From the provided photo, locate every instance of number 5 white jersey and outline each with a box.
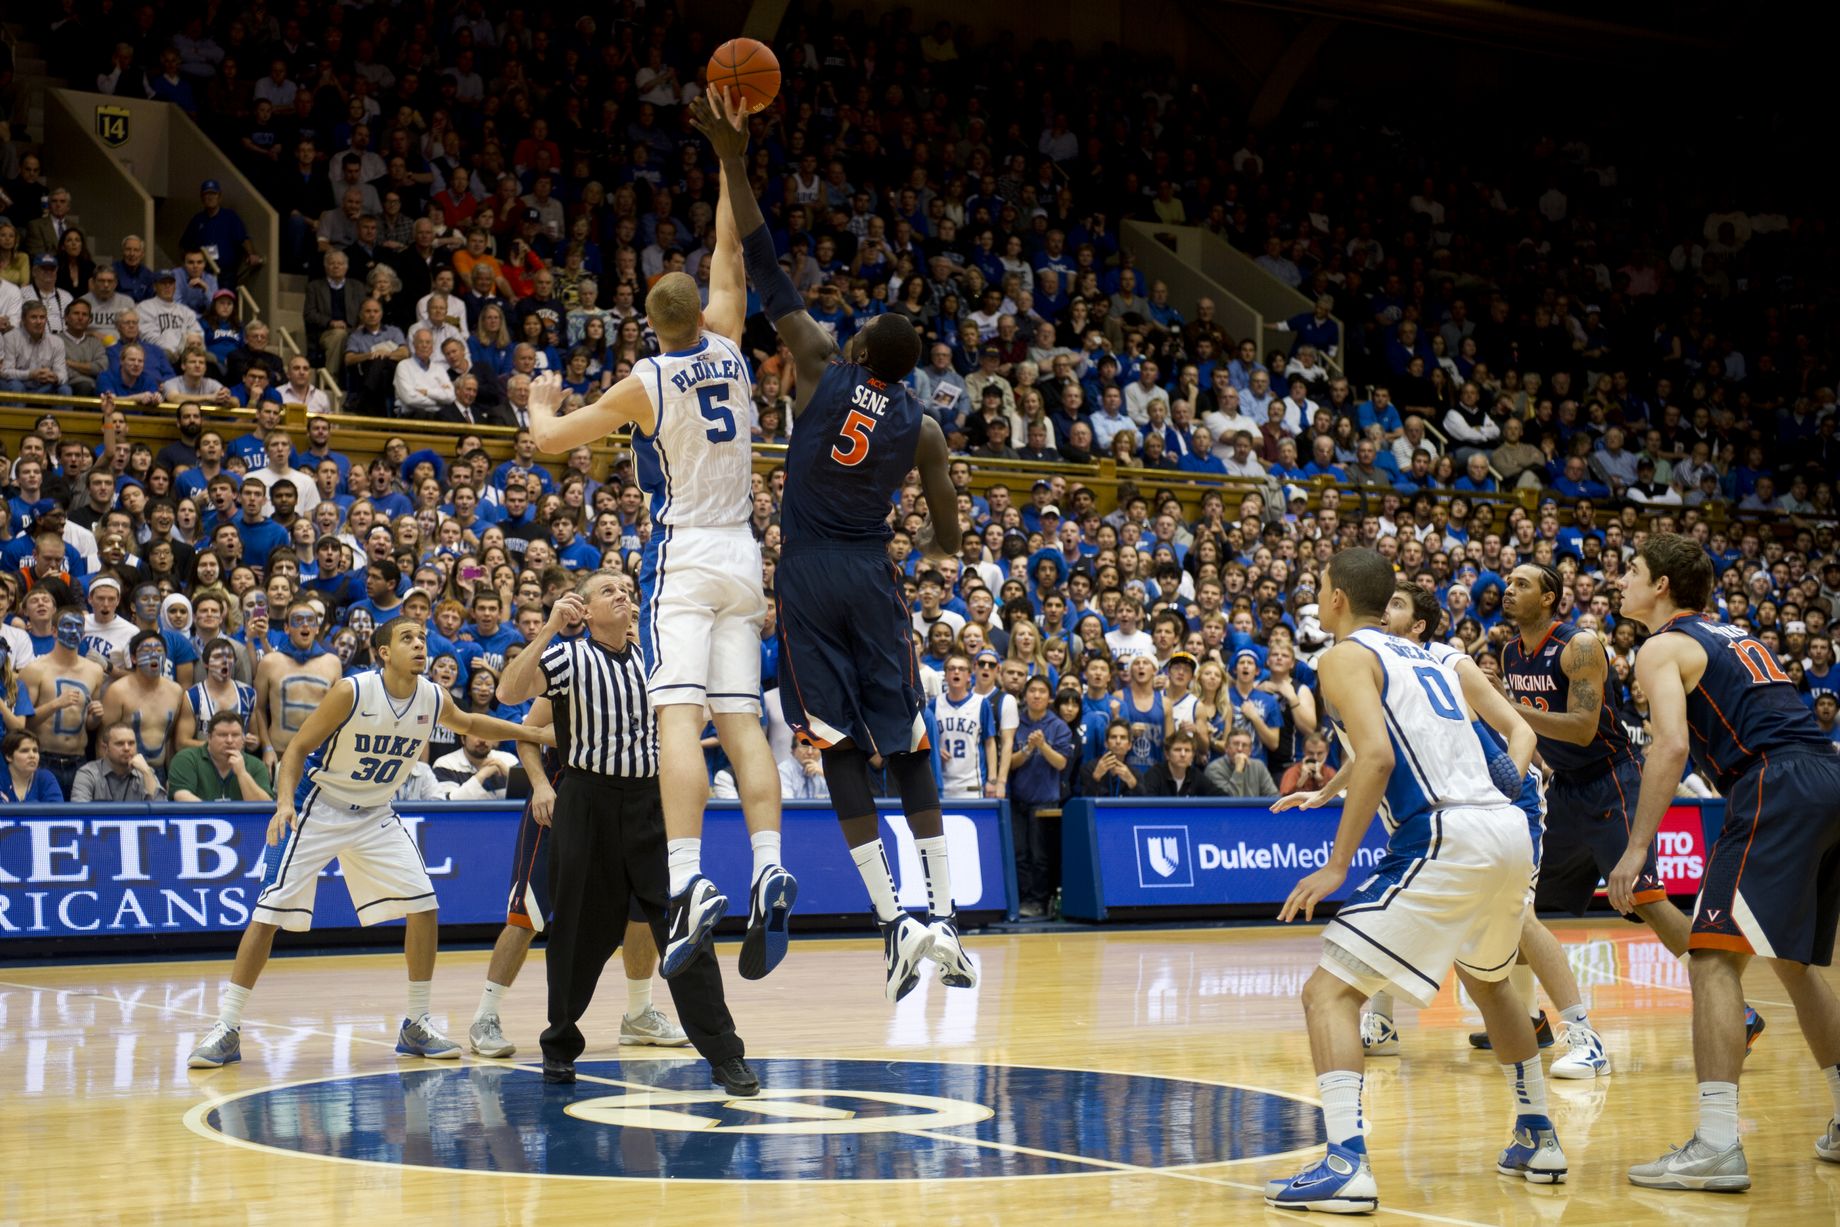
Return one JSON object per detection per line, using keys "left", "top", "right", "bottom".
{"left": 633, "top": 332, "right": 754, "bottom": 529}
{"left": 1337, "top": 627, "right": 1508, "bottom": 836}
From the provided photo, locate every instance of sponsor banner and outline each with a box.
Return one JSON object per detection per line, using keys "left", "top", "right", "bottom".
{"left": 1063, "top": 800, "right": 1393, "bottom": 918}
{"left": 0, "top": 801, "right": 1011, "bottom": 944}
{"left": 1606, "top": 802, "right": 1713, "bottom": 896}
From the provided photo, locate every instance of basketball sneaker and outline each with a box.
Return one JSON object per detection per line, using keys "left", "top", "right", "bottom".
{"left": 1360, "top": 1011, "right": 1399, "bottom": 1057}
{"left": 662, "top": 874, "right": 727, "bottom": 979}
{"left": 187, "top": 1021, "right": 241, "bottom": 1069}
{"left": 881, "top": 914, "right": 936, "bottom": 1003}
{"left": 1497, "top": 1115, "right": 1568, "bottom": 1183}
{"left": 397, "top": 1015, "right": 461, "bottom": 1059}
{"left": 1744, "top": 1005, "right": 1765, "bottom": 1056}
{"left": 1549, "top": 1023, "right": 1611, "bottom": 1079}
{"left": 469, "top": 1014, "right": 515, "bottom": 1058}
{"left": 1627, "top": 1135, "right": 1750, "bottom": 1191}
{"left": 925, "top": 915, "right": 978, "bottom": 988}
{"left": 1816, "top": 1119, "right": 1840, "bottom": 1163}
{"left": 620, "top": 1006, "right": 691, "bottom": 1047}
{"left": 1470, "top": 1011, "right": 1554, "bottom": 1050}
{"left": 1264, "top": 1140, "right": 1379, "bottom": 1214}
{"left": 738, "top": 865, "right": 798, "bottom": 981}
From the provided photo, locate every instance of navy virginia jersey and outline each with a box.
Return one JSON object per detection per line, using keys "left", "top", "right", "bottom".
{"left": 781, "top": 359, "right": 923, "bottom": 548}
{"left": 1655, "top": 613, "right": 1832, "bottom": 792}
{"left": 1501, "top": 620, "right": 1635, "bottom": 776}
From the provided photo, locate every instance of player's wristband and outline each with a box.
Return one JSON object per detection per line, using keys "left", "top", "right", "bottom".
{"left": 741, "top": 224, "right": 806, "bottom": 321}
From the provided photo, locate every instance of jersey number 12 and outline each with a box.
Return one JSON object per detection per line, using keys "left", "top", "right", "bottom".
{"left": 831, "top": 410, "right": 878, "bottom": 467}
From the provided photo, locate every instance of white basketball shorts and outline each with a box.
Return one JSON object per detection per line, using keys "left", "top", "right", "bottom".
{"left": 638, "top": 524, "right": 766, "bottom": 714}
{"left": 1321, "top": 803, "right": 1532, "bottom": 1008}
{"left": 252, "top": 788, "right": 437, "bottom": 932}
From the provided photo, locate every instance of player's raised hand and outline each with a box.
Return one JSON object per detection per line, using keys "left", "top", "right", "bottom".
{"left": 527, "top": 372, "right": 567, "bottom": 417}
{"left": 690, "top": 85, "right": 749, "bottom": 158}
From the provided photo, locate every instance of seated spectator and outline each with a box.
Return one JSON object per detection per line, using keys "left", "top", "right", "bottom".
{"left": 70, "top": 721, "right": 166, "bottom": 802}
{"left": 430, "top": 734, "right": 517, "bottom": 799}
{"left": 393, "top": 326, "right": 457, "bottom": 418}
{"left": 778, "top": 739, "right": 831, "bottom": 800}
{"left": 113, "top": 234, "right": 158, "bottom": 302}
{"left": 134, "top": 270, "right": 201, "bottom": 363}
{"left": 0, "top": 302, "right": 71, "bottom": 394}
{"left": 1279, "top": 733, "right": 1338, "bottom": 796}
{"left": 169, "top": 711, "right": 274, "bottom": 800}
{"left": 1, "top": 730, "right": 63, "bottom": 802}
{"left": 161, "top": 348, "right": 234, "bottom": 406}
{"left": 1203, "top": 729, "right": 1279, "bottom": 796}
{"left": 1134, "top": 729, "right": 1218, "bottom": 796}
{"left": 306, "top": 249, "right": 365, "bottom": 374}
{"left": 97, "top": 342, "right": 163, "bottom": 403}
{"left": 170, "top": 248, "right": 219, "bottom": 314}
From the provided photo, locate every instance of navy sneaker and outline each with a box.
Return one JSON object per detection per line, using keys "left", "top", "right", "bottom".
{"left": 738, "top": 865, "right": 797, "bottom": 981}
{"left": 1470, "top": 1011, "right": 1554, "bottom": 1051}
{"left": 662, "top": 874, "right": 728, "bottom": 979}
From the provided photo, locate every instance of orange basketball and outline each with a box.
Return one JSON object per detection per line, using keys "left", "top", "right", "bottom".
{"left": 708, "top": 38, "right": 780, "bottom": 114}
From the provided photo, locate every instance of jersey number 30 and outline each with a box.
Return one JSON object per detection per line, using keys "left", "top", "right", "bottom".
{"left": 831, "top": 410, "right": 878, "bottom": 466}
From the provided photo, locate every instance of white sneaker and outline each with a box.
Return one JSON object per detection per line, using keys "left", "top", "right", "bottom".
{"left": 188, "top": 1021, "right": 242, "bottom": 1069}
{"left": 620, "top": 1005, "right": 692, "bottom": 1047}
{"left": 469, "top": 1014, "right": 515, "bottom": 1058}
{"left": 1549, "top": 1023, "right": 1611, "bottom": 1079}
{"left": 880, "top": 914, "right": 936, "bottom": 1003}
{"left": 925, "top": 915, "right": 978, "bottom": 988}
{"left": 1628, "top": 1135, "right": 1750, "bottom": 1191}
{"left": 1360, "top": 1011, "right": 1399, "bottom": 1057}
{"left": 1817, "top": 1118, "right": 1840, "bottom": 1163}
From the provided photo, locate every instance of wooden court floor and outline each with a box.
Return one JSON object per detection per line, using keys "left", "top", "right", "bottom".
{"left": 3, "top": 921, "right": 1837, "bottom": 1226}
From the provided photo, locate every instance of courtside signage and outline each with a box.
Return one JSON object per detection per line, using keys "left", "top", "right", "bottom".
{"left": 0, "top": 801, "right": 1011, "bottom": 944}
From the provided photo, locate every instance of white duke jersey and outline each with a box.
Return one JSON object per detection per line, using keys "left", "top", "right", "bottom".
{"left": 1333, "top": 627, "right": 1508, "bottom": 838}
{"left": 933, "top": 690, "right": 994, "bottom": 797}
{"left": 633, "top": 332, "right": 754, "bottom": 529}
{"left": 296, "top": 672, "right": 444, "bottom": 809}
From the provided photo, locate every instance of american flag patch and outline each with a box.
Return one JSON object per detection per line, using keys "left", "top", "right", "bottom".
{"left": 417, "top": 714, "right": 429, "bottom": 724}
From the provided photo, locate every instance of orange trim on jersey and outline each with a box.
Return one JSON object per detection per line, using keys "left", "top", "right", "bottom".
{"left": 1699, "top": 687, "right": 1756, "bottom": 758}
{"left": 1688, "top": 932, "right": 1755, "bottom": 955}
{"left": 1519, "top": 620, "right": 1563, "bottom": 661}
{"left": 1730, "top": 755, "right": 1768, "bottom": 905}
{"left": 774, "top": 592, "right": 818, "bottom": 730}
{"left": 506, "top": 912, "right": 536, "bottom": 931}
{"left": 794, "top": 728, "right": 835, "bottom": 750}
{"left": 1631, "top": 888, "right": 1669, "bottom": 906}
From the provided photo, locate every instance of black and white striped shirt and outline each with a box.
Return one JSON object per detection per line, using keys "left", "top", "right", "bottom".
{"left": 539, "top": 634, "right": 658, "bottom": 778}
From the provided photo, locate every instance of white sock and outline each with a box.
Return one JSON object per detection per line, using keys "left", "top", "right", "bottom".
{"left": 1560, "top": 1003, "right": 1590, "bottom": 1029}
{"left": 1368, "top": 990, "right": 1394, "bottom": 1022}
{"left": 750, "top": 830, "right": 782, "bottom": 885}
{"left": 851, "top": 838, "right": 901, "bottom": 923}
{"left": 1697, "top": 1081, "right": 1740, "bottom": 1149}
{"left": 1827, "top": 1066, "right": 1840, "bottom": 1120}
{"left": 915, "top": 835, "right": 952, "bottom": 918}
{"left": 218, "top": 983, "right": 251, "bottom": 1030}
{"left": 1317, "top": 1070, "right": 1364, "bottom": 1147}
{"left": 1504, "top": 1058, "right": 1548, "bottom": 1119}
{"left": 1509, "top": 964, "right": 1537, "bottom": 1016}
{"left": 407, "top": 979, "right": 432, "bottom": 1022}
{"left": 475, "top": 981, "right": 507, "bottom": 1024}
{"left": 626, "top": 976, "right": 652, "bottom": 1020}
{"left": 667, "top": 838, "right": 701, "bottom": 896}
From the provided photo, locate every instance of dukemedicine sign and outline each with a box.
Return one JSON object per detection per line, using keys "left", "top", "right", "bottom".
{"left": 0, "top": 800, "right": 1014, "bottom": 947}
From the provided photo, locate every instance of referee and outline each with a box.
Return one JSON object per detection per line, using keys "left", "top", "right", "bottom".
{"left": 497, "top": 569, "right": 758, "bottom": 1094}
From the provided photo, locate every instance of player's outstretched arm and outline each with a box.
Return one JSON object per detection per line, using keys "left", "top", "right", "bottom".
{"left": 1609, "top": 635, "right": 1694, "bottom": 911}
{"left": 526, "top": 371, "right": 652, "bottom": 454}
{"left": 270, "top": 677, "right": 357, "bottom": 843}
{"left": 436, "top": 689, "right": 556, "bottom": 747}
{"left": 912, "top": 415, "right": 963, "bottom": 560}
{"left": 702, "top": 139, "right": 747, "bottom": 345}
{"left": 690, "top": 87, "right": 835, "bottom": 415}
{"left": 1512, "top": 629, "right": 1608, "bottom": 746}
{"left": 1452, "top": 656, "right": 1536, "bottom": 778}
{"left": 1279, "top": 642, "right": 1392, "bottom": 922}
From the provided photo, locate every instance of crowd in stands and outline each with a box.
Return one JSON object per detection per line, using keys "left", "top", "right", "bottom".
{"left": 1, "top": 4, "right": 1836, "bottom": 911}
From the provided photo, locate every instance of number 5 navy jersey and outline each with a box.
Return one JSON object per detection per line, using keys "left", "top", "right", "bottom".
{"left": 1653, "top": 612, "right": 1832, "bottom": 792}
{"left": 781, "top": 359, "right": 923, "bottom": 548}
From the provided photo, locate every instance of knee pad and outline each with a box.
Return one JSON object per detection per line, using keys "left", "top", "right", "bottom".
{"left": 820, "top": 745, "right": 877, "bottom": 819}
{"left": 886, "top": 750, "right": 940, "bottom": 814}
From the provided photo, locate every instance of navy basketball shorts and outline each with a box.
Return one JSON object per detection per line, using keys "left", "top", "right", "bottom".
{"left": 1535, "top": 757, "right": 1664, "bottom": 917}
{"left": 505, "top": 797, "right": 647, "bottom": 932}
{"left": 776, "top": 547, "right": 927, "bottom": 758}
{"left": 1692, "top": 749, "right": 1840, "bottom": 966}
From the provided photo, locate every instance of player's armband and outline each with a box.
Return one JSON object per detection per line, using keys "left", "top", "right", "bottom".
{"left": 742, "top": 225, "right": 806, "bottom": 321}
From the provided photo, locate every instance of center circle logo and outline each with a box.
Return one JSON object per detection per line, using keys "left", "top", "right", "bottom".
{"left": 191, "top": 1057, "right": 1325, "bottom": 1181}
{"left": 565, "top": 1086, "right": 995, "bottom": 1134}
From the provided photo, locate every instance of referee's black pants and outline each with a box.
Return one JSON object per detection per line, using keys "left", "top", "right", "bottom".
{"left": 541, "top": 769, "right": 744, "bottom": 1068}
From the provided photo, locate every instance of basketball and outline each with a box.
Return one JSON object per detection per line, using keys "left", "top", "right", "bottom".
{"left": 708, "top": 38, "right": 780, "bottom": 114}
